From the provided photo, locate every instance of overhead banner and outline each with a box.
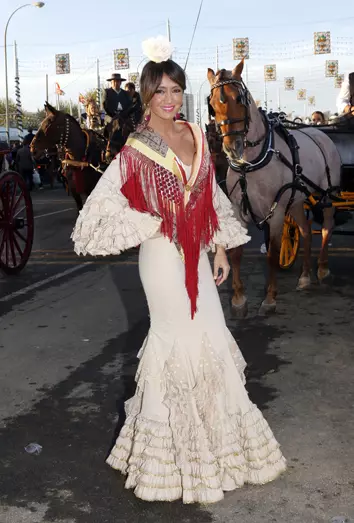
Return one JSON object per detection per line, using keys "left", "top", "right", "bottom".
{"left": 334, "top": 74, "right": 344, "bottom": 88}
{"left": 308, "top": 96, "right": 316, "bottom": 106}
{"left": 232, "top": 38, "right": 250, "bottom": 60}
{"left": 297, "top": 89, "right": 307, "bottom": 101}
{"left": 314, "top": 32, "right": 331, "bottom": 54}
{"left": 264, "top": 64, "right": 276, "bottom": 82}
{"left": 55, "top": 54, "right": 70, "bottom": 75}
{"left": 128, "top": 72, "right": 140, "bottom": 85}
{"left": 325, "top": 60, "right": 338, "bottom": 77}
{"left": 284, "top": 77, "right": 295, "bottom": 91}
{"left": 113, "top": 48, "right": 129, "bottom": 70}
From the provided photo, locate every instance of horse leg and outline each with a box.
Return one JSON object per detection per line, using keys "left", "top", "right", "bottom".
{"left": 259, "top": 209, "right": 284, "bottom": 315}
{"left": 317, "top": 206, "right": 334, "bottom": 282}
{"left": 229, "top": 246, "right": 248, "bottom": 317}
{"left": 67, "top": 171, "right": 83, "bottom": 212}
{"left": 290, "top": 202, "right": 312, "bottom": 290}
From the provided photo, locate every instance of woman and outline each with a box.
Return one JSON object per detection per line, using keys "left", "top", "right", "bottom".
{"left": 311, "top": 111, "right": 326, "bottom": 125}
{"left": 72, "top": 36, "right": 286, "bottom": 504}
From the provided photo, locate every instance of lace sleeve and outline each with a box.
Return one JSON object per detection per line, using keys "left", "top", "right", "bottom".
{"left": 211, "top": 183, "right": 250, "bottom": 251}
{"left": 71, "top": 156, "right": 162, "bottom": 256}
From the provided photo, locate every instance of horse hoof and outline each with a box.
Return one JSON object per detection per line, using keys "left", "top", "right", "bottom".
{"left": 258, "top": 301, "right": 276, "bottom": 316}
{"left": 317, "top": 269, "right": 331, "bottom": 282}
{"left": 231, "top": 297, "right": 248, "bottom": 318}
{"left": 296, "top": 276, "right": 311, "bottom": 290}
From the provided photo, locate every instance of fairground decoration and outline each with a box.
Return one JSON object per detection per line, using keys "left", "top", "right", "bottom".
{"left": 264, "top": 64, "right": 276, "bottom": 82}
{"left": 325, "top": 60, "right": 338, "bottom": 77}
{"left": 308, "top": 96, "right": 316, "bottom": 106}
{"left": 334, "top": 74, "right": 344, "bottom": 88}
{"left": 297, "top": 88, "right": 307, "bottom": 101}
{"left": 113, "top": 48, "right": 129, "bottom": 70}
{"left": 55, "top": 54, "right": 70, "bottom": 75}
{"left": 232, "top": 38, "right": 249, "bottom": 60}
{"left": 284, "top": 77, "right": 295, "bottom": 91}
{"left": 55, "top": 82, "right": 65, "bottom": 96}
{"left": 314, "top": 32, "right": 331, "bottom": 54}
{"left": 128, "top": 72, "right": 140, "bottom": 85}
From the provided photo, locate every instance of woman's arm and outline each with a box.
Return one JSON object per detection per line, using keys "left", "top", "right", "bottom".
{"left": 213, "top": 244, "right": 230, "bottom": 286}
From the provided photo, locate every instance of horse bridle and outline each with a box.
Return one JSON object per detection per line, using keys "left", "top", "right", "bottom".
{"left": 210, "top": 76, "right": 252, "bottom": 140}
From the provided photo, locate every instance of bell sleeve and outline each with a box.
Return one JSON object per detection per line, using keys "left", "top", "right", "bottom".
{"left": 212, "top": 182, "right": 250, "bottom": 251}
{"left": 71, "top": 155, "right": 162, "bottom": 256}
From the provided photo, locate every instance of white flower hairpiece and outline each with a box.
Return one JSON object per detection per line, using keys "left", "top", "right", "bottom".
{"left": 142, "top": 35, "right": 173, "bottom": 63}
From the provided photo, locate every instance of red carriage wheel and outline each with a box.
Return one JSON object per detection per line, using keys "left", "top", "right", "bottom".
{"left": 0, "top": 171, "right": 34, "bottom": 274}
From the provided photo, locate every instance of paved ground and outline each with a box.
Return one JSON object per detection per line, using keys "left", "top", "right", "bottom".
{"left": 0, "top": 187, "right": 354, "bottom": 523}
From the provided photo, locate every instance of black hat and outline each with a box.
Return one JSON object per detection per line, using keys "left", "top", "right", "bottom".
{"left": 106, "top": 73, "right": 126, "bottom": 82}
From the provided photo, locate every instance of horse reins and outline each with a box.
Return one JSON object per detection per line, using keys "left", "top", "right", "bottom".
{"left": 209, "top": 75, "right": 335, "bottom": 229}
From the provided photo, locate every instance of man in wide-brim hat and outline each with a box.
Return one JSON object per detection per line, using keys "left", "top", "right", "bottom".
{"left": 102, "top": 72, "right": 132, "bottom": 120}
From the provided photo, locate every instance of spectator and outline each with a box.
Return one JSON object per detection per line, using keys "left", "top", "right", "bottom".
{"left": 23, "top": 128, "right": 35, "bottom": 144}
{"left": 16, "top": 137, "right": 35, "bottom": 190}
{"left": 311, "top": 111, "right": 326, "bottom": 125}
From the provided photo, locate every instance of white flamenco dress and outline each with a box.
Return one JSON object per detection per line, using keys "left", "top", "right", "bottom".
{"left": 72, "top": 158, "right": 286, "bottom": 504}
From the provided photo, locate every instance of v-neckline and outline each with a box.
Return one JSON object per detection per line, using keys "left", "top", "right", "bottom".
{"left": 147, "top": 121, "right": 196, "bottom": 168}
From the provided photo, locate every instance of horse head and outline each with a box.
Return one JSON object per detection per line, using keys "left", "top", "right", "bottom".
{"left": 207, "top": 59, "right": 252, "bottom": 162}
{"left": 31, "top": 102, "right": 85, "bottom": 160}
{"left": 31, "top": 103, "right": 66, "bottom": 159}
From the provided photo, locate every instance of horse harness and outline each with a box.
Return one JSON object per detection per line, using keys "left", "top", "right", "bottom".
{"left": 210, "top": 76, "right": 337, "bottom": 229}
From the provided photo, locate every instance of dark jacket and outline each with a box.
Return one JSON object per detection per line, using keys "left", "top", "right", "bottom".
{"left": 16, "top": 145, "right": 34, "bottom": 172}
{"left": 102, "top": 88, "right": 132, "bottom": 117}
{"left": 349, "top": 73, "right": 354, "bottom": 106}
{"left": 131, "top": 92, "right": 143, "bottom": 125}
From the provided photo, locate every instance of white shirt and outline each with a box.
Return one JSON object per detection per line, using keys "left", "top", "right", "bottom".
{"left": 337, "top": 74, "right": 351, "bottom": 114}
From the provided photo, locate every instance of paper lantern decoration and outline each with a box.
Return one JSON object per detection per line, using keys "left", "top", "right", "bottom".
{"left": 113, "top": 48, "right": 129, "bottom": 70}
{"left": 55, "top": 54, "right": 70, "bottom": 75}
{"left": 334, "top": 74, "right": 344, "bottom": 88}
{"left": 233, "top": 38, "right": 250, "bottom": 60}
{"left": 314, "top": 32, "right": 331, "bottom": 54}
{"left": 128, "top": 72, "right": 140, "bottom": 85}
{"left": 325, "top": 60, "right": 338, "bottom": 77}
{"left": 264, "top": 64, "right": 276, "bottom": 82}
{"left": 308, "top": 96, "right": 316, "bottom": 106}
{"left": 284, "top": 77, "right": 295, "bottom": 91}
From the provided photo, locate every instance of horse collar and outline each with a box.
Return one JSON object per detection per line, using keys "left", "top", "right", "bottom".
{"left": 59, "top": 117, "right": 70, "bottom": 148}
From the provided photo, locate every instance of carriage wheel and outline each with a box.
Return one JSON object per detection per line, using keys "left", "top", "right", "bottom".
{"left": 0, "top": 171, "right": 34, "bottom": 274}
{"left": 279, "top": 214, "right": 300, "bottom": 270}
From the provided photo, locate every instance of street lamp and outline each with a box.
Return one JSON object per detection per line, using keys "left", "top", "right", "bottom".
{"left": 4, "top": 2, "right": 45, "bottom": 143}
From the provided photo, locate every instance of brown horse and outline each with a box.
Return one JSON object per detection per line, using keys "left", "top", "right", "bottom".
{"left": 205, "top": 119, "right": 229, "bottom": 193}
{"left": 31, "top": 103, "right": 107, "bottom": 211}
{"left": 207, "top": 60, "right": 341, "bottom": 316}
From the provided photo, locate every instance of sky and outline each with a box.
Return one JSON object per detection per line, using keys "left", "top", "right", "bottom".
{"left": 1, "top": 0, "right": 354, "bottom": 123}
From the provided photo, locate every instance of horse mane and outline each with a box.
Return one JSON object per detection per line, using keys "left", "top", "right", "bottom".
{"left": 64, "top": 112, "right": 83, "bottom": 131}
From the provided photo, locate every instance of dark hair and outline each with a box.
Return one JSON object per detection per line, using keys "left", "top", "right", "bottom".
{"left": 140, "top": 59, "right": 186, "bottom": 107}
{"left": 125, "top": 82, "right": 136, "bottom": 91}
{"left": 312, "top": 111, "right": 325, "bottom": 120}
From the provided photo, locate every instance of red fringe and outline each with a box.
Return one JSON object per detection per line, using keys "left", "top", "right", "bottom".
{"left": 119, "top": 145, "right": 219, "bottom": 319}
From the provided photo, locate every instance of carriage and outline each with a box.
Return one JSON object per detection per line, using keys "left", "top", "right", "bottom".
{"left": 279, "top": 122, "right": 354, "bottom": 270}
{"left": 0, "top": 153, "right": 34, "bottom": 274}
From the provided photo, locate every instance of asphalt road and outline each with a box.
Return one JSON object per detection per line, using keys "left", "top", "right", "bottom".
{"left": 0, "top": 186, "right": 354, "bottom": 523}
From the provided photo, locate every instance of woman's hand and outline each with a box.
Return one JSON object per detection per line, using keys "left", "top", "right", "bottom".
{"left": 213, "top": 246, "right": 230, "bottom": 286}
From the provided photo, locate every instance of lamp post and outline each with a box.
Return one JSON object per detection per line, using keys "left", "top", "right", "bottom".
{"left": 4, "top": 2, "right": 45, "bottom": 143}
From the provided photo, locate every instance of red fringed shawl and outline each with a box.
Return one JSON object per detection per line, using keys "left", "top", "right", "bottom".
{"left": 119, "top": 126, "right": 219, "bottom": 319}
